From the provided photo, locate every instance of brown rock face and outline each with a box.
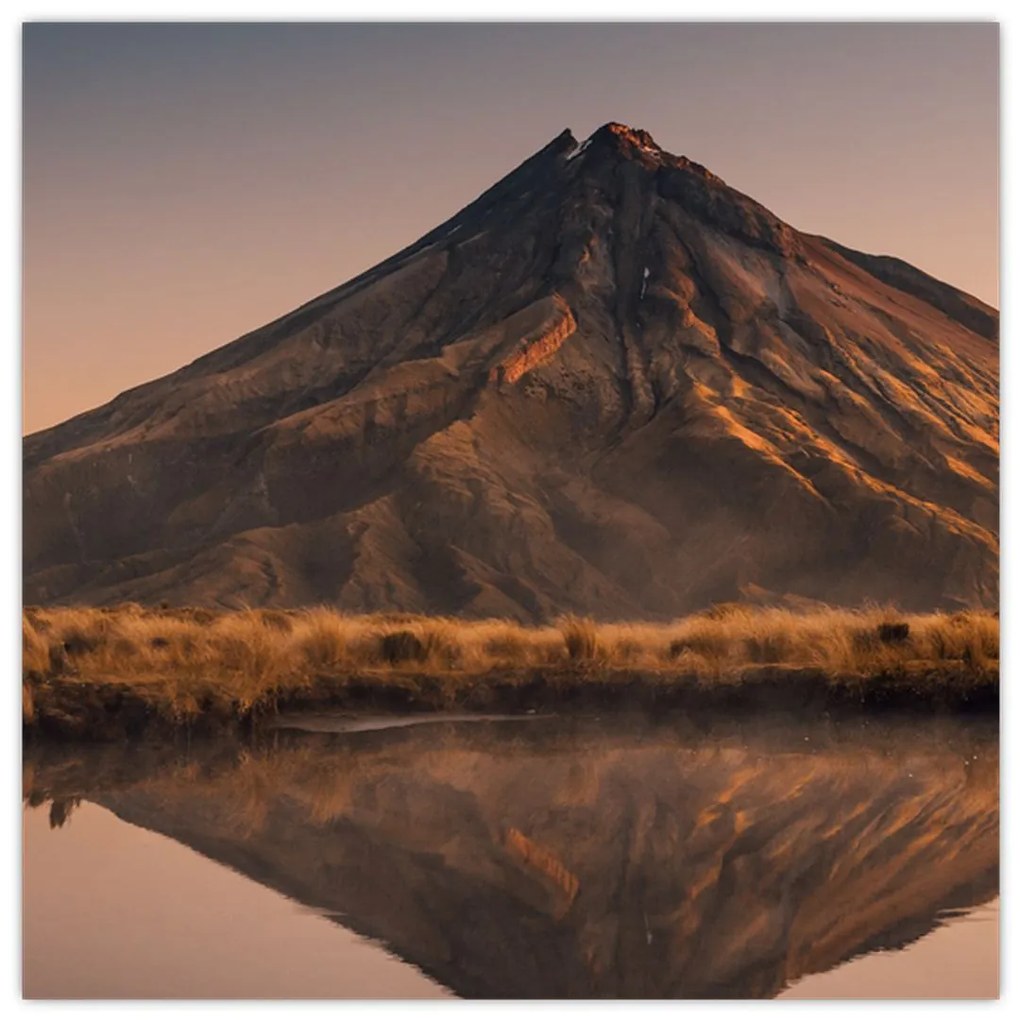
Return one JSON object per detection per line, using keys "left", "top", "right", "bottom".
{"left": 23, "top": 123, "right": 998, "bottom": 616}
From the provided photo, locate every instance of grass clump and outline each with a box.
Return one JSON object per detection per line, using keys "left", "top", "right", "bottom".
{"left": 558, "top": 615, "right": 599, "bottom": 662}
{"left": 379, "top": 630, "right": 428, "bottom": 665}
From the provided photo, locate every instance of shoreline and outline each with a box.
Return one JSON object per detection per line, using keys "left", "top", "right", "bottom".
{"left": 24, "top": 661, "right": 998, "bottom": 743}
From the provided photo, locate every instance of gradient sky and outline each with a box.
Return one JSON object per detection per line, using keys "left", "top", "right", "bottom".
{"left": 22, "top": 22, "right": 999, "bottom": 435}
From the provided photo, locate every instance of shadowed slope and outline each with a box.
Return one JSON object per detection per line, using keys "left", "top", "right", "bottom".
{"left": 24, "top": 123, "right": 998, "bottom": 616}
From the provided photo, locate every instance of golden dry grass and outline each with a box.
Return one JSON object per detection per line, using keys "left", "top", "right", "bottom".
{"left": 22, "top": 602, "right": 998, "bottom": 724}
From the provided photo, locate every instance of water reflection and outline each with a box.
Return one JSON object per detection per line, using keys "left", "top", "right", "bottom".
{"left": 23, "top": 713, "right": 998, "bottom": 998}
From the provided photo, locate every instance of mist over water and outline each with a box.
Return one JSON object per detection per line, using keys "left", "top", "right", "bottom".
{"left": 23, "top": 711, "right": 998, "bottom": 999}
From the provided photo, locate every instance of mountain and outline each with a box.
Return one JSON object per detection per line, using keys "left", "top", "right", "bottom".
{"left": 23, "top": 122, "right": 999, "bottom": 617}
{"left": 26, "top": 717, "right": 1000, "bottom": 998}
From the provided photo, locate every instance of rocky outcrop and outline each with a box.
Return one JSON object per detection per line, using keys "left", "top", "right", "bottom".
{"left": 488, "top": 296, "right": 577, "bottom": 385}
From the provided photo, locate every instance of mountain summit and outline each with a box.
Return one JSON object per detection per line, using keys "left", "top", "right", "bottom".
{"left": 24, "top": 124, "right": 999, "bottom": 617}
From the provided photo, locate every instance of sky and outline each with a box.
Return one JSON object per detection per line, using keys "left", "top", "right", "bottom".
{"left": 22, "top": 22, "right": 999, "bottom": 435}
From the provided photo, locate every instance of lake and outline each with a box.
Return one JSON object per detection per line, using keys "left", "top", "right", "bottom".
{"left": 23, "top": 711, "right": 998, "bottom": 999}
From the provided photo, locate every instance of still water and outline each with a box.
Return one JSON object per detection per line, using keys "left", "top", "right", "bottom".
{"left": 23, "top": 712, "right": 998, "bottom": 999}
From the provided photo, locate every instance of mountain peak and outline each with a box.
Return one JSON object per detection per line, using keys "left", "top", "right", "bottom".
{"left": 572, "top": 121, "right": 665, "bottom": 166}
{"left": 567, "top": 122, "right": 721, "bottom": 186}
{"left": 591, "top": 121, "right": 662, "bottom": 152}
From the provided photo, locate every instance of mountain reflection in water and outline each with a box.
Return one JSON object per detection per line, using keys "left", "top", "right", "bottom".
{"left": 23, "top": 712, "right": 998, "bottom": 999}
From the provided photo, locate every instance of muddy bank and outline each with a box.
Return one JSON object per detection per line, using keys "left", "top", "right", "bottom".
{"left": 23, "top": 662, "right": 998, "bottom": 743}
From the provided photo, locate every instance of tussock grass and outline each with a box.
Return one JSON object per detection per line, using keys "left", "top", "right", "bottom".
{"left": 558, "top": 615, "right": 600, "bottom": 662}
{"left": 22, "top": 602, "right": 998, "bottom": 729}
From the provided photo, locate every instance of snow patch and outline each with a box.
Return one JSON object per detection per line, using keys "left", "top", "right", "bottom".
{"left": 566, "top": 138, "right": 593, "bottom": 162}
{"left": 640, "top": 266, "right": 650, "bottom": 300}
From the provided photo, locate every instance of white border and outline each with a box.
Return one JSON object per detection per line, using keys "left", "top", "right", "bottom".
{"left": 3, "top": 5, "right": 1011, "bottom": 1019}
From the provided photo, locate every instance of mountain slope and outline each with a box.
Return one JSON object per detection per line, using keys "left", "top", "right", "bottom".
{"left": 23, "top": 122, "right": 999, "bottom": 617}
